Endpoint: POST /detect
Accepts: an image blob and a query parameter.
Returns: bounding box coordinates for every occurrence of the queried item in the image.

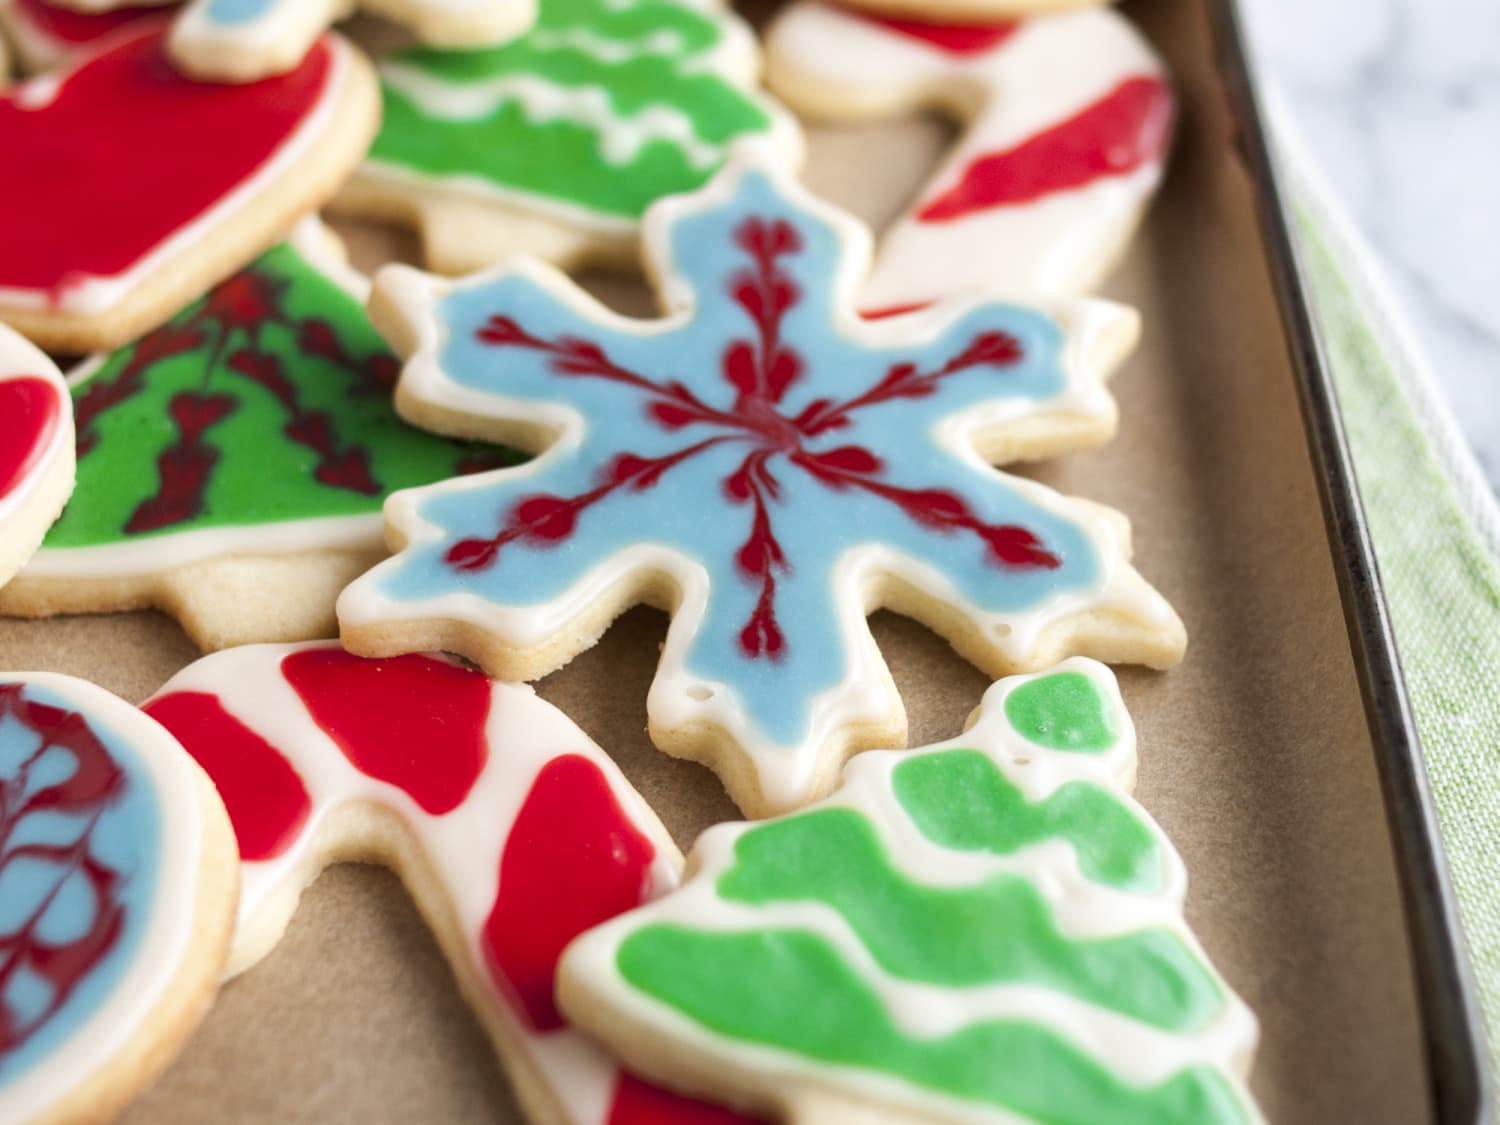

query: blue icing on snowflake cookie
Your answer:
[339,153,1185,816]
[0,674,234,1123]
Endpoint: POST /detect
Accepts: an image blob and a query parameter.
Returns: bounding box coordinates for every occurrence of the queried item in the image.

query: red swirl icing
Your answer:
[864,13,1018,55]
[0,29,335,301]
[0,376,63,501]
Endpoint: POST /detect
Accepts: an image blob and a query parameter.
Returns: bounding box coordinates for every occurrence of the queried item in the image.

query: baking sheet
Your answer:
[0,0,1432,1120]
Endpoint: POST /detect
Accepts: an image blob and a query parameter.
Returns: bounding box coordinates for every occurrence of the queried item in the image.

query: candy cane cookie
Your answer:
[0,325,73,592]
[142,642,756,1125]
[561,659,1263,1125]
[0,673,237,1124]
[766,3,1174,311]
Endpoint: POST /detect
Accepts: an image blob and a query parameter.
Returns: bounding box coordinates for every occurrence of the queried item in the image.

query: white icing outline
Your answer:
[560,659,1263,1124]
[341,152,1179,814]
[0,673,203,1124]
[765,3,1172,308]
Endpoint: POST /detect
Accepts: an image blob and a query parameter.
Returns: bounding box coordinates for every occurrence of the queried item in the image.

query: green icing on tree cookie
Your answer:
[892,749,1162,893]
[47,240,522,549]
[370,0,776,221]
[617,926,1250,1125]
[715,807,1216,1031]
[1004,670,1117,751]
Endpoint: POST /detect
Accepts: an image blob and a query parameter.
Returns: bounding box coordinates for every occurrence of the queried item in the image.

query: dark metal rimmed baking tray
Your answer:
[1208,2,1493,1121]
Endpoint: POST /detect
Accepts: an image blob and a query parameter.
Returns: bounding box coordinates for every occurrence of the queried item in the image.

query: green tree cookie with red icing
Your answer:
[560,659,1264,1125]
[339,152,1185,816]
[0,220,520,651]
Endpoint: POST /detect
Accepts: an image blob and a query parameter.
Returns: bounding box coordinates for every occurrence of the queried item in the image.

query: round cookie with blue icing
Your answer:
[339,148,1185,817]
[333,0,802,275]
[38,0,534,83]
[0,672,237,1124]
[559,658,1264,1125]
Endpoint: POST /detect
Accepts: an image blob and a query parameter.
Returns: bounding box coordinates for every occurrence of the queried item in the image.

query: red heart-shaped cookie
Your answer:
[0,376,65,501]
[0,327,75,586]
[0,27,376,352]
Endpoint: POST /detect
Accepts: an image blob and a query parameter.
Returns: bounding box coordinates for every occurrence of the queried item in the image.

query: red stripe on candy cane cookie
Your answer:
[766,3,1175,308]
[144,642,757,1125]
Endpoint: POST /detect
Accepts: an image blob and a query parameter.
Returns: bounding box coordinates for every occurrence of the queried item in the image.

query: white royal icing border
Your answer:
[0,672,203,1125]
[561,658,1263,1125]
[341,152,1177,813]
[145,641,684,1125]
[0,27,349,317]
[766,2,1171,308]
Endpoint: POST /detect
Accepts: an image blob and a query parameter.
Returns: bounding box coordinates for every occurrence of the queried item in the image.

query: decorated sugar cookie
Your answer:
[560,660,1263,1125]
[767,3,1173,311]
[0,220,521,651]
[0,26,378,353]
[334,0,801,275]
[0,672,237,1124]
[338,152,1185,817]
[143,642,755,1125]
[0,0,163,72]
[29,0,533,82]
[0,325,73,591]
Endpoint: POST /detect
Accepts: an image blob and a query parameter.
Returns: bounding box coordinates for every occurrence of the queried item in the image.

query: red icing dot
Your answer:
[280,649,490,815]
[483,755,655,1033]
[607,1071,762,1125]
[14,0,163,46]
[143,691,311,862]
[860,11,1019,55]
[0,30,334,297]
[918,76,1175,221]
[0,377,63,500]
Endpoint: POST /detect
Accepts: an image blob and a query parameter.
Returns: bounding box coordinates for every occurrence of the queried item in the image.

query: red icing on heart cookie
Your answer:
[0,28,335,307]
[0,376,64,501]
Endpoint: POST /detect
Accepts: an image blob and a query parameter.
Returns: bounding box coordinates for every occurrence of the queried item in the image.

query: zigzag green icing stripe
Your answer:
[716,807,1217,1031]
[369,0,774,220]
[617,926,1250,1125]
[47,241,519,549]
[892,749,1162,893]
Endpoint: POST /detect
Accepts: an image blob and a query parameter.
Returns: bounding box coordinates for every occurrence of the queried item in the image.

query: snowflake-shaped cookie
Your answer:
[340,153,1185,816]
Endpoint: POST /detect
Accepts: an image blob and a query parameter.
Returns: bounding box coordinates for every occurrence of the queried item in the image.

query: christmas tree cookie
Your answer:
[335,0,801,275]
[338,151,1185,816]
[0,219,520,651]
[560,659,1262,1125]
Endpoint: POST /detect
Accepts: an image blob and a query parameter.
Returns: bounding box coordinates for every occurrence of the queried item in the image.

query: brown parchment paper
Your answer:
[0,0,1431,1121]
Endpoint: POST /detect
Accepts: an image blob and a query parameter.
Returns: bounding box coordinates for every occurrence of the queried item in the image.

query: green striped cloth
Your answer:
[1279,124,1500,1083]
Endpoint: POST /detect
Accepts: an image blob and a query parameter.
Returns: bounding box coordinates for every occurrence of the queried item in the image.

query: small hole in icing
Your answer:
[1015,756,1032,766]
[992,623,1012,638]
[687,685,714,702]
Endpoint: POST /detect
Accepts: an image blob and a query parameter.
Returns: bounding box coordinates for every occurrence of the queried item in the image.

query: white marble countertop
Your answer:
[1243,0,1500,496]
